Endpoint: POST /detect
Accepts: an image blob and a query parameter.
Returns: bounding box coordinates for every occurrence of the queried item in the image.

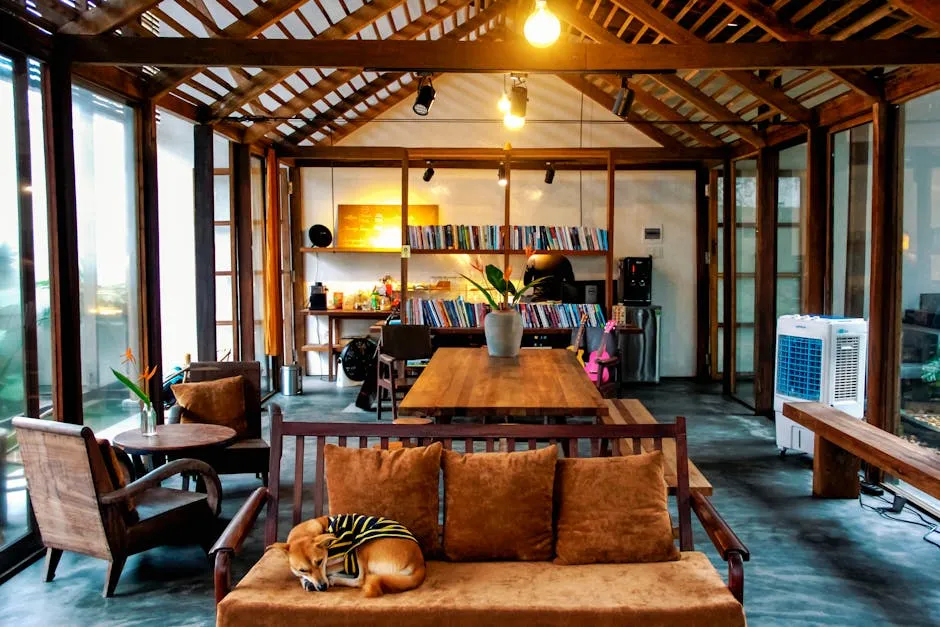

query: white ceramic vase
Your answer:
[484,309,523,357]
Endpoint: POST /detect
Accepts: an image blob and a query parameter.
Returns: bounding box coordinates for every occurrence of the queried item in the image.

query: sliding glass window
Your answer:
[898,90,940,489]
[777,143,805,317]
[733,159,758,407]
[72,85,139,432]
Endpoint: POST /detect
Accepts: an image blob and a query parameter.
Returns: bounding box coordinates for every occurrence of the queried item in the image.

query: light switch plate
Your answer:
[401,245,411,258]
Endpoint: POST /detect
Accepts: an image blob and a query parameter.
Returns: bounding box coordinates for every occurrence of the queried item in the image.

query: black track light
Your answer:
[510,83,528,118]
[423,161,435,182]
[544,162,555,184]
[413,74,435,116]
[497,163,507,187]
[612,76,635,118]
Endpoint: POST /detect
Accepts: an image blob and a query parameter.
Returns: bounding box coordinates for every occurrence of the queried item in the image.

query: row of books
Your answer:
[408,225,503,251]
[406,225,609,251]
[509,226,609,251]
[403,299,607,329]
[405,298,488,328]
[518,303,607,329]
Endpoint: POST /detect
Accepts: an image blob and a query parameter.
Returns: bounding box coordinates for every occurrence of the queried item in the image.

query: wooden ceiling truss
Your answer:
[5,0,939,153]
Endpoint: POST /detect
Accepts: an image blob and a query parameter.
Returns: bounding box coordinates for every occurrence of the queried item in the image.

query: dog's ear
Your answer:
[313,534,336,549]
[266,542,289,553]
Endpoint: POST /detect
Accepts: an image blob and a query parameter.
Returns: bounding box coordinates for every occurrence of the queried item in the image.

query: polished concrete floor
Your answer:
[1,379,938,627]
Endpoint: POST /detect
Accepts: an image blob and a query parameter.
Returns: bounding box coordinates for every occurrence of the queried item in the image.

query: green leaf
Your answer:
[111,368,150,408]
[459,274,499,310]
[485,264,506,292]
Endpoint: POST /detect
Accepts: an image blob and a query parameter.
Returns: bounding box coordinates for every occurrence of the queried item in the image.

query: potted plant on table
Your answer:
[461,249,546,357]
[112,348,159,436]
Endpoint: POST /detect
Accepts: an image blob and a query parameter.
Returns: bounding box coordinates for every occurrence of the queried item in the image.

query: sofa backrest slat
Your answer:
[265,420,694,551]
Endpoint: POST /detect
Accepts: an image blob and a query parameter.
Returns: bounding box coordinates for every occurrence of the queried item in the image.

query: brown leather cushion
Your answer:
[171,375,248,436]
[442,445,556,561]
[96,439,138,524]
[217,551,745,627]
[324,442,442,555]
[554,451,679,565]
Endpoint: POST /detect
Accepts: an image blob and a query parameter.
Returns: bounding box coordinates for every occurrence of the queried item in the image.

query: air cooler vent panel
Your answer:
[833,336,861,402]
[776,334,823,401]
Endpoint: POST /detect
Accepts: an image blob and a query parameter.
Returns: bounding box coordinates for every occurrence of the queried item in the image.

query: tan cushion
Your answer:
[554,451,679,565]
[96,439,138,524]
[171,375,248,436]
[324,442,442,555]
[217,550,745,627]
[442,446,556,561]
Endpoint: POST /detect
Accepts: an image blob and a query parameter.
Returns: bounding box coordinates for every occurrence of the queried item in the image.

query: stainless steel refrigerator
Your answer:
[620,306,662,383]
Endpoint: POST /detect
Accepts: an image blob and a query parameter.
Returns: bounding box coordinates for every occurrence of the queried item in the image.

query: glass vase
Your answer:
[140,404,157,437]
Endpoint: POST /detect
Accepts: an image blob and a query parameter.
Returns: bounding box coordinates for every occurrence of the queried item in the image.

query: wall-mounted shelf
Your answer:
[300,341,351,353]
[429,327,574,335]
[300,247,399,254]
[409,248,608,256]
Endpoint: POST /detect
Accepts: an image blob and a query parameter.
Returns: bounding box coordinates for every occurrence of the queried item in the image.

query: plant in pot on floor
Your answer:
[461,250,546,357]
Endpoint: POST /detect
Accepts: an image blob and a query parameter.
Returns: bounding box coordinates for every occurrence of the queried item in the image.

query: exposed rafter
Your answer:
[721,0,884,101]
[890,0,940,32]
[206,0,408,121]
[58,0,162,35]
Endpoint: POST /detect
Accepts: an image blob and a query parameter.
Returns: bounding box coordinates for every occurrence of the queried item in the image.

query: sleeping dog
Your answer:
[269,514,426,598]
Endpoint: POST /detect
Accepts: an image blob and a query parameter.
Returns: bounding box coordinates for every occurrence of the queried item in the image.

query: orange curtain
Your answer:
[263,148,284,357]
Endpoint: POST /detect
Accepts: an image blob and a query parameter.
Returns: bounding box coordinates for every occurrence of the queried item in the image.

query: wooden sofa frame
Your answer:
[211,408,750,607]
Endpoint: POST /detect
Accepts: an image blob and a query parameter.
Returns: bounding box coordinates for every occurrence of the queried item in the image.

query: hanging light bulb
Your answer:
[524,0,561,48]
[497,163,508,187]
[503,79,528,130]
[503,113,526,130]
[498,92,511,114]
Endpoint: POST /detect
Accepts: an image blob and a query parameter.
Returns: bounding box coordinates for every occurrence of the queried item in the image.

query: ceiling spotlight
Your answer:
[504,77,528,130]
[544,162,555,184]
[413,74,435,116]
[524,0,561,48]
[612,75,635,118]
[497,163,508,187]
[498,92,511,114]
[423,161,435,182]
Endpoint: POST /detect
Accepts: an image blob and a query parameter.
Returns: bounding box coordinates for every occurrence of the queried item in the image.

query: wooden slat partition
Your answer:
[267,418,693,551]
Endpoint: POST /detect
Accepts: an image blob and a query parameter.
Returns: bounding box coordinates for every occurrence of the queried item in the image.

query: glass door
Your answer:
[732,159,758,408]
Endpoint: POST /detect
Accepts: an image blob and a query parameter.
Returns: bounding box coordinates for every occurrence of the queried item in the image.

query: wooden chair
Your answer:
[376,325,433,421]
[571,326,620,398]
[12,417,222,597]
[168,361,270,486]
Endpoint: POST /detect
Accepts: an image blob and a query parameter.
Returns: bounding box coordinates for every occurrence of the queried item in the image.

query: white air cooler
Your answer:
[773,315,868,456]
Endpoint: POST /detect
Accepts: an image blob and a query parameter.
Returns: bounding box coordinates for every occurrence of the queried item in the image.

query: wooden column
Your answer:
[12,55,40,418]
[401,152,409,322]
[232,143,254,360]
[43,56,83,424]
[137,100,163,422]
[721,159,735,396]
[289,167,305,364]
[695,166,709,380]
[503,155,511,290]
[866,102,902,478]
[754,147,778,416]
[606,152,615,315]
[193,124,216,361]
[803,126,829,315]
[844,125,871,317]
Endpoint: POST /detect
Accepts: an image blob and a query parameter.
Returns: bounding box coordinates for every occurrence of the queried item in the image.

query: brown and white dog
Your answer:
[269,515,426,598]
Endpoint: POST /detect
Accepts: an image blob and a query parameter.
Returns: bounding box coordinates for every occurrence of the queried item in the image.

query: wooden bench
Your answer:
[602,399,713,496]
[783,402,940,499]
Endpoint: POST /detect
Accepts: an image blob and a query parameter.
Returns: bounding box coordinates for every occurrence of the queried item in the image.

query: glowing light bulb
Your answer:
[498,93,511,113]
[504,112,526,130]
[524,0,561,48]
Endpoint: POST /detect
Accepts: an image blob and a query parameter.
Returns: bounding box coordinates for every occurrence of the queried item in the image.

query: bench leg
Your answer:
[812,437,860,498]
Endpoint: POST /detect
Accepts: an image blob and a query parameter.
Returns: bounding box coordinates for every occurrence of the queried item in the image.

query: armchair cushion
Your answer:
[442,446,557,562]
[553,451,678,565]
[96,439,138,524]
[171,375,248,436]
[324,442,442,555]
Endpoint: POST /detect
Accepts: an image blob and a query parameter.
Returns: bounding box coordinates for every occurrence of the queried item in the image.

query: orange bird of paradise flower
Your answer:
[523,245,534,259]
[138,364,158,384]
[470,255,484,274]
[121,347,137,367]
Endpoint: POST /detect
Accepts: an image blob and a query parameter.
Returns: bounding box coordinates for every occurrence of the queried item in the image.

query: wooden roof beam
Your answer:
[604,0,813,123]
[59,0,163,35]
[205,0,408,120]
[890,0,940,32]
[721,0,883,102]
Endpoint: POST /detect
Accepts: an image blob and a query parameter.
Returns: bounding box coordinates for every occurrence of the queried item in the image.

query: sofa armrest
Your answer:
[210,487,270,604]
[99,458,221,515]
[691,492,749,604]
[167,404,182,424]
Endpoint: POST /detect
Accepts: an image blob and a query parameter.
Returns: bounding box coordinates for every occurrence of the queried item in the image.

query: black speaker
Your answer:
[618,256,652,305]
[307,224,333,248]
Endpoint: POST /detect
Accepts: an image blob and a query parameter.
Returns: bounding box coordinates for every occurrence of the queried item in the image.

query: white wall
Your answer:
[300,74,697,377]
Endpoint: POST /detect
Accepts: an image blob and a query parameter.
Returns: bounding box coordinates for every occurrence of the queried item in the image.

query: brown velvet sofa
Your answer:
[212,418,749,627]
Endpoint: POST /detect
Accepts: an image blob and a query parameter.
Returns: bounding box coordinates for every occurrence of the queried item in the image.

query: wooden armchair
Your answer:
[168,361,271,485]
[376,325,433,420]
[12,417,222,597]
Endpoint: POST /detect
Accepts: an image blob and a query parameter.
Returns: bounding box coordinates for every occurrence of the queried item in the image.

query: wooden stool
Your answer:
[392,417,433,425]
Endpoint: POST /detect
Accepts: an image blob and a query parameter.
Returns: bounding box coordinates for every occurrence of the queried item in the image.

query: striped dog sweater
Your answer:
[326,514,419,579]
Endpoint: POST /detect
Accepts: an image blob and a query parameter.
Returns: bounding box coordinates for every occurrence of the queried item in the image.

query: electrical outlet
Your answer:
[401,245,411,258]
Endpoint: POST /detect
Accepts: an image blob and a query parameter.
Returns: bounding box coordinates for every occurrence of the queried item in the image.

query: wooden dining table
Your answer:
[398,347,609,421]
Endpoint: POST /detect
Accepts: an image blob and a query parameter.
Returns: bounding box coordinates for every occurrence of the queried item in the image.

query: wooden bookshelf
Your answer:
[429,327,574,335]
[300,247,399,254]
[409,249,608,256]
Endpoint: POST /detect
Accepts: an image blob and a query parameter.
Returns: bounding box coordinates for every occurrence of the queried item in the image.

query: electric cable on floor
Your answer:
[858,491,940,550]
